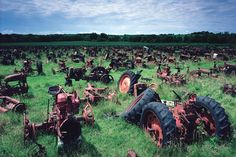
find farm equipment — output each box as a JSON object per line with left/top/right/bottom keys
{"left": 14, "top": 59, "right": 34, "bottom": 75}
{"left": 118, "top": 70, "right": 157, "bottom": 97}
{"left": 121, "top": 88, "right": 231, "bottom": 147}
{"left": 223, "top": 84, "right": 236, "bottom": 96}
{"left": 0, "top": 96, "right": 26, "bottom": 113}
{"left": 68, "top": 66, "right": 114, "bottom": 84}
{"left": 189, "top": 68, "right": 218, "bottom": 78}
{"left": 1, "top": 53, "right": 15, "bottom": 65}
{"left": 222, "top": 62, "right": 236, "bottom": 75}
{"left": 157, "top": 65, "right": 186, "bottom": 85}
{"left": 0, "top": 73, "right": 28, "bottom": 96}
{"left": 58, "top": 60, "right": 68, "bottom": 73}
{"left": 180, "top": 53, "right": 200, "bottom": 62}
{"left": 84, "top": 83, "right": 118, "bottom": 104}
{"left": 71, "top": 52, "right": 85, "bottom": 63}
{"left": 23, "top": 85, "right": 94, "bottom": 153}
{"left": 109, "top": 58, "right": 135, "bottom": 70}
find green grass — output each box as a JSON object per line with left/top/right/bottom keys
{"left": 0, "top": 49, "right": 236, "bottom": 157}
{"left": 0, "top": 41, "right": 235, "bottom": 47}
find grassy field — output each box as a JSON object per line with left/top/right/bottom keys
{"left": 0, "top": 41, "right": 235, "bottom": 47}
{"left": 0, "top": 46, "right": 236, "bottom": 157}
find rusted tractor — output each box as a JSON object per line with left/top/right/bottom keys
{"left": 58, "top": 60, "right": 68, "bottom": 73}
{"left": 0, "top": 96, "right": 26, "bottom": 113}
{"left": 68, "top": 66, "right": 114, "bottom": 84}
{"left": 71, "top": 52, "right": 85, "bottom": 63}
{"left": 84, "top": 83, "right": 117, "bottom": 104}
{"left": 157, "top": 66, "right": 186, "bottom": 85}
{"left": 1, "top": 54, "right": 15, "bottom": 65}
{"left": 109, "top": 58, "right": 135, "bottom": 70}
{"left": 121, "top": 88, "right": 231, "bottom": 147}
{"left": 14, "top": 59, "right": 34, "bottom": 75}
{"left": 23, "top": 86, "right": 94, "bottom": 153}
{"left": 0, "top": 73, "right": 28, "bottom": 96}
{"left": 223, "top": 63, "right": 236, "bottom": 75}
{"left": 189, "top": 68, "right": 218, "bottom": 78}
{"left": 223, "top": 84, "right": 236, "bottom": 97}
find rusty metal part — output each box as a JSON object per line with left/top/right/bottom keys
{"left": 0, "top": 73, "right": 28, "bottom": 96}
{"left": 84, "top": 83, "right": 117, "bottom": 104}
{"left": 82, "top": 103, "right": 95, "bottom": 126}
{"left": 127, "top": 149, "right": 138, "bottom": 157}
{"left": 157, "top": 66, "right": 186, "bottom": 85}
{"left": 189, "top": 68, "right": 218, "bottom": 78}
{"left": 0, "top": 96, "right": 26, "bottom": 113}
{"left": 133, "top": 83, "right": 148, "bottom": 97}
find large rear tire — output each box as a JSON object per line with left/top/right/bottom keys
{"left": 140, "top": 102, "right": 176, "bottom": 147}
{"left": 194, "top": 96, "right": 231, "bottom": 138}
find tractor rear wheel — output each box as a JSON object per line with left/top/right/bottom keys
{"left": 194, "top": 96, "right": 231, "bottom": 138}
{"left": 118, "top": 71, "right": 138, "bottom": 94}
{"left": 140, "top": 102, "right": 176, "bottom": 147}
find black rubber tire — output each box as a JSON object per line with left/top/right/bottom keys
{"left": 195, "top": 96, "right": 231, "bottom": 138}
{"left": 13, "top": 103, "right": 26, "bottom": 113}
{"left": 140, "top": 102, "right": 176, "bottom": 146}
{"left": 91, "top": 66, "right": 107, "bottom": 74}
{"left": 118, "top": 70, "right": 139, "bottom": 95}
{"left": 121, "top": 88, "right": 161, "bottom": 124}
{"left": 100, "top": 74, "right": 114, "bottom": 84}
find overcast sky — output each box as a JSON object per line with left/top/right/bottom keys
{"left": 0, "top": 0, "right": 236, "bottom": 35}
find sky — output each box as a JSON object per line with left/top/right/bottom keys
{"left": 0, "top": 0, "right": 236, "bottom": 35}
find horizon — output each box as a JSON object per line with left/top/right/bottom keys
{"left": 1, "top": 0, "right": 236, "bottom": 35}
{"left": 1, "top": 31, "right": 236, "bottom": 36}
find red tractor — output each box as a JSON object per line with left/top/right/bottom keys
{"left": 157, "top": 65, "right": 186, "bottom": 85}
{"left": 121, "top": 88, "right": 231, "bottom": 147}
{"left": 23, "top": 86, "right": 94, "bottom": 154}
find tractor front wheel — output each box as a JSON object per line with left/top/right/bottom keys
{"left": 118, "top": 71, "right": 139, "bottom": 94}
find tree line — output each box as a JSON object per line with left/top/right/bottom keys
{"left": 1, "top": 31, "right": 236, "bottom": 43}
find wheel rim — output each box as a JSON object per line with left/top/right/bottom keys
{"left": 119, "top": 75, "right": 131, "bottom": 93}
{"left": 144, "top": 110, "right": 163, "bottom": 147}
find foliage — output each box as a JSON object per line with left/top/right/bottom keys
{"left": 1, "top": 31, "right": 236, "bottom": 44}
